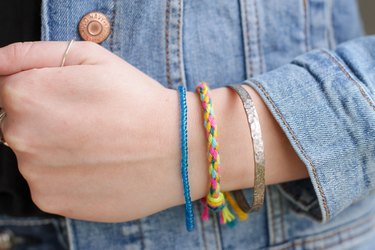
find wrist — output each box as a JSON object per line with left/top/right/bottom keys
{"left": 186, "top": 87, "right": 254, "bottom": 199}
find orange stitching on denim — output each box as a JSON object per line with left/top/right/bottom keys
{"left": 321, "top": 50, "right": 375, "bottom": 111}
{"left": 165, "top": 0, "right": 172, "bottom": 88}
{"left": 248, "top": 79, "right": 330, "bottom": 221}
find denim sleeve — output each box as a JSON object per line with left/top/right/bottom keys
{"left": 245, "top": 36, "right": 375, "bottom": 223}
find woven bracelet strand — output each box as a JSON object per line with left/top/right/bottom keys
{"left": 195, "top": 82, "right": 236, "bottom": 226}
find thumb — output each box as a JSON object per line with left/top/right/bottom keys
{"left": 0, "top": 41, "right": 109, "bottom": 75}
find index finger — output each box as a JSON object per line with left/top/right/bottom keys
{"left": 0, "top": 41, "right": 107, "bottom": 76}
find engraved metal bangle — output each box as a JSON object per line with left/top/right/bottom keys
{"left": 228, "top": 84, "right": 265, "bottom": 213}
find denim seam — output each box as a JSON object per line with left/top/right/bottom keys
{"left": 303, "top": 0, "right": 310, "bottom": 51}
{"left": 66, "top": 218, "right": 77, "bottom": 250}
{"left": 246, "top": 79, "right": 330, "bottom": 221}
{"left": 41, "top": 0, "right": 50, "bottom": 41}
{"left": 0, "top": 219, "right": 54, "bottom": 226}
{"left": 268, "top": 187, "right": 276, "bottom": 245}
{"left": 279, "top": 193, "right": 286, "bottom": 242}
{"left": 177, "top": 0, "right": 187, "bottom": 88}
{"left": 52, "top": 219, "right": 69, "bottom": 250}
{"left": 279, "top": 222, "right": 374, "bottom": 249}
{"left": 165, "top": 0, "right": 172, "bottom": 88}
{"left": 196, "top": 202, "right": 208, "bottom": 250}
{"left": 164, "top": 0, "right": 185, "bottom": 89}
{"left": 253, "top": 0, "right": 264, "bottom": 74}
{"left": 108, "top": 0, "right": 117, "bottom": 52}
{"left": 325, "top": 0, "right": 336, "bottom": 49}
{"left": 276, "top": 184, "right": 319, "bottom": 211}
{"left": 212, "top": 213, "right": 222, "bottom": 250}
{"left": 137, "top": 219, "right": 145, "bottom": 249}
{"left": 271, "top": 210, "right": 375, "bottom": 249}
{"left": 320, "top": 49, "right": 375, "bottom": 111}
{"left": 319, "top": 225, "right": 375, "bottom": 250}
{"left": 240, "top": 0, "right": 253, "bottom": 78}
{"left": 177, "top": 0, "right": 181, "bottom": 74}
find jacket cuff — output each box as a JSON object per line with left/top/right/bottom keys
{"left": 245, "top": 36, "right": 375, "bottom": 222}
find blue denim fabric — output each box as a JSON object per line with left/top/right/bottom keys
{"left": 0, "top": 216, "right": 68, "bottom": 249}
{"left": 2, "top": 0, "right": 375, "bottom": 249}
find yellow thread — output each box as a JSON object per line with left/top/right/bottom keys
{"left": 225, "top": 192, "right": 248, "bottom": 221}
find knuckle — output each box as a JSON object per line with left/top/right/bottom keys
{"left": 8, "top": 42, "right": 35, "bottom": 65}
{"left": 0, "top": 42, "right": 35, "bottom": 73}
{"left": 2, "top": 79, "right": 25, "bottom": 106}
{"left": 17, "top": 162, "right": 38, "bottom": 183}
{"left": 80, "top": 41, "right": 101, "bottom": 51}
{"left": 4, "top": 125, "right": 31, "bottom": 152}
{"left": 2, "top": 76, "right": 38, "bottom": 113}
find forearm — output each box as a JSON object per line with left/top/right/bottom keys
{"left": 163, "top": 84, "right": 309, "bottom": 208}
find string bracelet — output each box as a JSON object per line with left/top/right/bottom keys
{"left": 195, "top": 82, "right": 237, "bottom": 227}
{"left": 225, "top": 192, "right": 248, "bottom": 221}
{"left": 178, "top": 85, "right": 195, "bottom": 232}
{"left": 228, "top": 84, "right": 266, "bottom": 214}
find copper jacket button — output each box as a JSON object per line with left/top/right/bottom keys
{"left": 78, "top": 12, "right": 111, "bottom": 44}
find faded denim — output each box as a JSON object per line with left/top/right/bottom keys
{"left": 1, "top": 0, "right": 375, "bottom": 249}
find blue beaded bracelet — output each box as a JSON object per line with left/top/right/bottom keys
{"left": 178, "top": 85, "right": 195, "bottom": 232}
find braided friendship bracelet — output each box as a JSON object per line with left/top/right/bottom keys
{"left": 195, "top": 82, "right": 236, "bottom": 226}
{"left": 178, "top": 85, "right": 195, "bottom": 232}
{"left": 228, "top": 84, "right": 266, "bottom": 214}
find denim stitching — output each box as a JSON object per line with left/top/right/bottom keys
{"left": 52, "top": 219, "right": 69, "bottom": 250}
{"left": 247, "top": 79, "right": 330, "bottom": 221}
{"left": 165, "top": 0, "right": 172, "bottom": 88}
{"left": 321, "top": 225, "right": 375, "bottom": 250}
{"left": 196, "top": 203, "right": 208, "bottom": 250}
{"left": 66, "top": 218, "right": 78, "bottom": 250}
{"left": 268, "top": 187, "right": 276, "bottom": 245}
{"left": 241, "top": 0, "right": 253, "bottom": 78}
{"left": 0, "top": 219, "right": 55, "bottom": 226}
{"left": 253, "top": 0, "right": 264, "bottom": 74}
{"left": 303, "top": 0, "right": 310, "bottom": 52}
{"left": 137, "top": 219, "right": 145, "bottom": 249}
{"left": 275, "top": 211, "right": 375, "bottom": 249}
{"left": 320, "top": 49, "right": 375, "bottom": 111}
{"left": 276, "top": 184, "right": 319, "bottom": 211}
{"left": 177, "top": 0, "right": 183, "bottom": 87}
{"left": 109, "top": 0, "right": 117, "bottom": 52}
{"left": 326, "top": 0, "right": 336, "bottom": 49}
{"left": 212, "top": 213, "right": 222, "bottom": 250}
{"left": 279, "top": 193, "right": 286, "bottom": 242}
{"left": 41, "top": 0, "right": 50, "bottom": 40}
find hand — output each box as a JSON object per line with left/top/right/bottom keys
{"left": 0, "top": 41, "right": 184, "bottom": 222}
{"left": 0, "top": 41, "right": 309, "bottom": 223}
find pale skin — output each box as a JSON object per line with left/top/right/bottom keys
{"left": 0, "top": 41, "right": 308, "bottom": 223}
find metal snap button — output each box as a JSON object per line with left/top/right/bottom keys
{"left": 78, "top": 12, "right": 111, "bottom": 44}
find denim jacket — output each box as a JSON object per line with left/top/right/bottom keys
{"left": 4, "top": 0, "right": 374, "bottom": 249}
